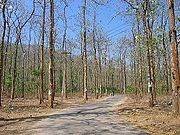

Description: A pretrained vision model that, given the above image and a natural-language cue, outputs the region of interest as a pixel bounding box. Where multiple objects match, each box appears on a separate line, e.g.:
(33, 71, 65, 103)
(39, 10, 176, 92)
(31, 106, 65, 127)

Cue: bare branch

(91, 0, 107, 6)
(121, 0, 138, 10)
(20, 0, 35, 29)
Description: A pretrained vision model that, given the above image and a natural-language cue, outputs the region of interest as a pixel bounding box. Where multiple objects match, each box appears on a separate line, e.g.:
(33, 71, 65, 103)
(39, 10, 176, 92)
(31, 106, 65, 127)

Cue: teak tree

(143, 0, 156, 107)
(82, 0, 88, 100)
(62, 0, 68, 99)
(167, 0, 180, 115)
(39, 0, 46, 104)
(48, 0, 55, 108)
(92, 8, 99, 99)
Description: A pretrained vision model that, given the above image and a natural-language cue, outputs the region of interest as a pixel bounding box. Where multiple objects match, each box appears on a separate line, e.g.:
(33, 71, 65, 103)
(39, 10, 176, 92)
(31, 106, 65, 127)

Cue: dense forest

(0, 0, 180, 116)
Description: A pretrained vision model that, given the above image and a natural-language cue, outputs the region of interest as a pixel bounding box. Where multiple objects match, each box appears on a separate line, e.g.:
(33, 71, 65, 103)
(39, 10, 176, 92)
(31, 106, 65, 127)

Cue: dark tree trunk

(0, 0, 7, 107)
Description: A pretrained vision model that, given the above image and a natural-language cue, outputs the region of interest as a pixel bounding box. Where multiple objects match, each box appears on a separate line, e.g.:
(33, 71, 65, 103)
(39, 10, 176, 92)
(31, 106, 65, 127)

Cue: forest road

(23, 95, 149, 135)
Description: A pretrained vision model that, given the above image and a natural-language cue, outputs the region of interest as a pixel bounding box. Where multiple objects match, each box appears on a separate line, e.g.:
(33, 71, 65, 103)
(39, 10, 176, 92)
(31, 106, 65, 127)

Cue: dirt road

(23, 95, 149, 135)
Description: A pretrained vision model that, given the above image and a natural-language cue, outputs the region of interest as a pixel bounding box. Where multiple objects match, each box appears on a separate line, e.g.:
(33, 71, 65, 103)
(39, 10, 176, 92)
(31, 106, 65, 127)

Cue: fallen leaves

(115, 95, 180, 135)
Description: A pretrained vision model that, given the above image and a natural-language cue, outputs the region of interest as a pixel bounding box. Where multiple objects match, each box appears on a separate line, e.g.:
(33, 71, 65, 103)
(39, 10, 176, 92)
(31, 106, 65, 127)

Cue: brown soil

(115, 95, 180, 135)
(0, 92, 101, 135)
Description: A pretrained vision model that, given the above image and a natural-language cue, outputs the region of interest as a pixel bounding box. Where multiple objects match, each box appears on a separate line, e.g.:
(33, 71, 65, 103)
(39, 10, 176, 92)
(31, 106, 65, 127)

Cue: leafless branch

(121, 0, 138, 10)
(91, 0, 107, 6)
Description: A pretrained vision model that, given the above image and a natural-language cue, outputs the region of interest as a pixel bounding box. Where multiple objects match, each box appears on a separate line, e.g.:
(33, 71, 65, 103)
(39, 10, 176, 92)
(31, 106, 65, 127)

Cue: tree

(11, 0, 35, 99)
(82, 0, 88, 100)
(92, 8, 99, 99)
(167, 0, 180, 115)
(48, 0, 55, 108)
(143, 0, 156, 107)
(62, 0, 68, 99)
(97, 33, 103, 97)
(122, 0, 157, 106)
(0, 0, 7, 107)
(39, 0, 46, 104)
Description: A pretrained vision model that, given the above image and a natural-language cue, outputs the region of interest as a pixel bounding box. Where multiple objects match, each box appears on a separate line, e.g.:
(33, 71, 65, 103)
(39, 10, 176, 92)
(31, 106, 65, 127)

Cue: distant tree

(11, 0, 35, 99)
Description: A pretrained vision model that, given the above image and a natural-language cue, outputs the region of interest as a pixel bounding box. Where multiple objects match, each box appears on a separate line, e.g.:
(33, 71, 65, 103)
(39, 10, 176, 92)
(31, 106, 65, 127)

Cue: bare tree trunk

(8, 38, 13, 97)
(117, 58, 121, 93)
(123, 54, 127, 94)
(69, 54, 74, 93)
(0, 0, 7, 107)
(167, 0, 180, 115)
(80, 33, 84, 95)
(39, 0, 46, 104)
(136, 18, 144, 96)
(132, 30, 138, 95)
(82, 0, 88, 100)
(143, 0, 156, 107)
(53, 60, 56, 101)
(62, 1, 68, 99)
(62, 54, 67, 99)
(97, 39, 102, 97)
(11, 34, 20, 99)
(33, 52, 36, 97)
(161, 11, 170, 94)
(104, 46, 108, 95)
(92, 9, 99, 99)
(48, 0, 55, 108)
(20, 40, 25, 98)
(3, 19, 11, 93)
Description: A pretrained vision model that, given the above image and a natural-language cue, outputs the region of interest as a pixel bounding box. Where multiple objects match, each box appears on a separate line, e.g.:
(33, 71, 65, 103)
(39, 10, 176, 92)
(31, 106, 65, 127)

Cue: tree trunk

(105, 61, 108, 95)
(161, 12, 170, 94)
(11, 34, 20, 100)
(123, 54, 127, 94)
(22, 53, 25, 98)
(92, 9, 99, 99)
(143, 0, 156, 107)
(48, 0, 55, 108)
(39, 0, 46, 104)
(3, 21, 11, 93)
(97, 39, 102, 97)
(0, 0, 7, 107)
(167, 0, 180, 115)
(82, 0, 88, 100)
(62, 2, 68, 99)
(70, 54, 74, 93)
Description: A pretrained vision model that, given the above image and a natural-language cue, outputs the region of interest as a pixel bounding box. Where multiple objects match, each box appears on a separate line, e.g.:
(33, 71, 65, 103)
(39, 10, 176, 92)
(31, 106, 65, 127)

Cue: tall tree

(62, 0, 68, 99)
(11, 0, 35, 99)
(143, 0, 156, 107)
(48, 0, 55, 108)
(97, 34, 103, 97)
(82, 0, 88, 100)
(39, 0, 46, 104)
(0, 0, 7, 107)
(167, 0, 180, 115)
(92, 8, 99, 99)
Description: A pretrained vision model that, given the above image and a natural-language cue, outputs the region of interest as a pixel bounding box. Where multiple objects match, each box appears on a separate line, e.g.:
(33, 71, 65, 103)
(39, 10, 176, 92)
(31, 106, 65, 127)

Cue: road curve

(23, 95, 149, 135)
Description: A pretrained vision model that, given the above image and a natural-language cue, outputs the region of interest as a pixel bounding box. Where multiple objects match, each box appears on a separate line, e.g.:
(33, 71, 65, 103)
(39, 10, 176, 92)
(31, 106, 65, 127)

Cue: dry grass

(115, 95, 180, 135)
(0, 92, 100, 134)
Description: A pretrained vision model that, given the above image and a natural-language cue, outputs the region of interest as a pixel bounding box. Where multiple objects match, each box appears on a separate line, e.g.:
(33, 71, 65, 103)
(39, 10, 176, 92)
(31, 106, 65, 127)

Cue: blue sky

(23, 0, 132, 46)
(65, 0, 132, 40)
